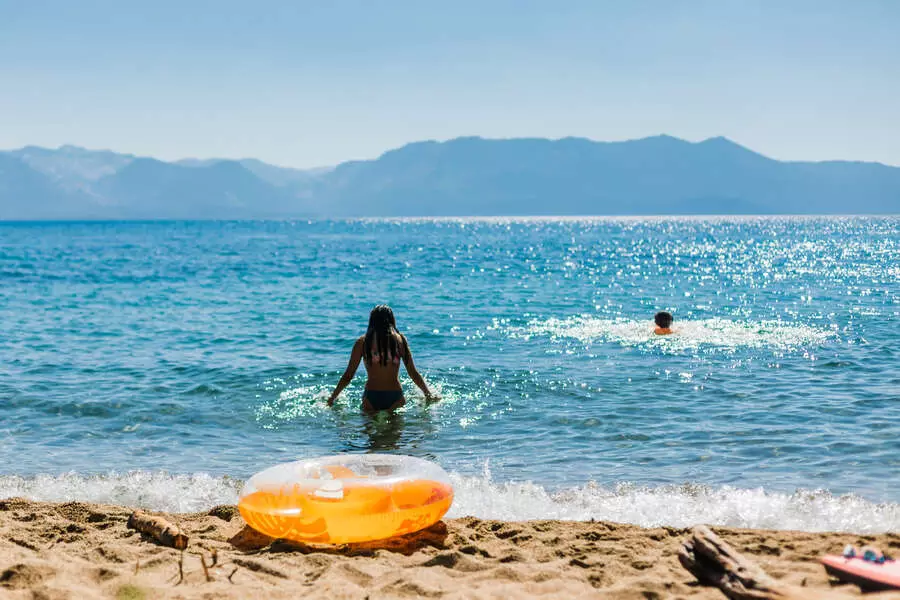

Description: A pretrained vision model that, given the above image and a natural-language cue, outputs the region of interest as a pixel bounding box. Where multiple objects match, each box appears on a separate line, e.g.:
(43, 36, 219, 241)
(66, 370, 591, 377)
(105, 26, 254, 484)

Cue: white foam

(447, 474, 900, 533)
(0, 472, 241, 513)
(517, 316, 834, 353)
(2, 471, 898, 533)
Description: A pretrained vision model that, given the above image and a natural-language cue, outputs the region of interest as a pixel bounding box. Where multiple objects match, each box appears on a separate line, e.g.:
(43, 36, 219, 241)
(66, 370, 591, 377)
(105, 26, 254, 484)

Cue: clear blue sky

(1, 0, 898, 167)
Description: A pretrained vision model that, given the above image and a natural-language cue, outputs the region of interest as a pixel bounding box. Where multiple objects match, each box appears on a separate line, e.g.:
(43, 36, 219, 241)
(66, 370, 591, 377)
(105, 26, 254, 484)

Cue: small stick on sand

(176, 550, 185, 585)
(199, 553, 212, 583)
(679, 526, 852, 600)
(232, 557, 288, 579)
(228, 567, 238, 584)
(127, 510, 189, 549)
(134, 559, 140, 575)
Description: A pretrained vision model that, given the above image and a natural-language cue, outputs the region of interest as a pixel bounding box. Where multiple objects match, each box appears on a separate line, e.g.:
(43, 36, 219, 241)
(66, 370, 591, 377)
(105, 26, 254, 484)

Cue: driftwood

(678, 526, 851, 600)
(127, 510, 189, 549)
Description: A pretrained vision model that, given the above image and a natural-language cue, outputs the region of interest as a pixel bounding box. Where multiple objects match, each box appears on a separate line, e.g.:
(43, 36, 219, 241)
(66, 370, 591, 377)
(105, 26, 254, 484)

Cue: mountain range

(1, 136, 898, 219)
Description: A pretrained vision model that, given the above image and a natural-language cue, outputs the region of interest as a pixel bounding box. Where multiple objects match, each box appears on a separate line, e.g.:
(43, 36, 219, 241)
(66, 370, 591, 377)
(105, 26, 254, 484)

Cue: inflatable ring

(238, 454, 454, 544)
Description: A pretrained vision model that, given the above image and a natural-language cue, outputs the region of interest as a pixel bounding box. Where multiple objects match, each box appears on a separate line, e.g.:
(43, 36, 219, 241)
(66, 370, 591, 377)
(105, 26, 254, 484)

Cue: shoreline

(2, 498, 898, 599)
(4, 471, 900, 535)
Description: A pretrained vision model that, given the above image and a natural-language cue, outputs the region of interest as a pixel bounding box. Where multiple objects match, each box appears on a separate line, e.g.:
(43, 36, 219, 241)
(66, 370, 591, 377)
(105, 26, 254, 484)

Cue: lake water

(2, 217, 899, 532)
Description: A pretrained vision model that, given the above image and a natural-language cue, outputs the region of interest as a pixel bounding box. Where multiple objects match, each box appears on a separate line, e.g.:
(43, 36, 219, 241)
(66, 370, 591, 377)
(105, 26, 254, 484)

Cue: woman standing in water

(327, 305, 436, 411)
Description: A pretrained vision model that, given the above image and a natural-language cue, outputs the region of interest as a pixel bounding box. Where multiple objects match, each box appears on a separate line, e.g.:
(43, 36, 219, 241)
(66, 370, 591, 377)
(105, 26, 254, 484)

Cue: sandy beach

(1, 498, 898, 599)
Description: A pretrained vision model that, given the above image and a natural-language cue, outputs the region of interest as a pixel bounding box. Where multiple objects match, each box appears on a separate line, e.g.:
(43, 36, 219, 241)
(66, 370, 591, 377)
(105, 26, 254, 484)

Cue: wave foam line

(0, 472, 242, 513)
(2, 471, 898, 533)
(448, 475, 900, 533)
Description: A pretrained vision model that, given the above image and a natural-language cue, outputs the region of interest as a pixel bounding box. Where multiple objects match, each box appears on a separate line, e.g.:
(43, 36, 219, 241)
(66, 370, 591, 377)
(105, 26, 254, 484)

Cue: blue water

(2, 217, 899, 531)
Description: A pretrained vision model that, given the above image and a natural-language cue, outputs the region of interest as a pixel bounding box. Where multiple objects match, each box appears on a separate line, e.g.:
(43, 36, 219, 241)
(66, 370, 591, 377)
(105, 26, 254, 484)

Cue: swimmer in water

(654, 311, 674, 335)
(327, 304, 437, 411)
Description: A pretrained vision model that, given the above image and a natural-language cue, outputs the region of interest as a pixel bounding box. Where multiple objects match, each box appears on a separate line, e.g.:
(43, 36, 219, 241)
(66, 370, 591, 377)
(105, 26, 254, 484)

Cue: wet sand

(1, 498, 899, 599)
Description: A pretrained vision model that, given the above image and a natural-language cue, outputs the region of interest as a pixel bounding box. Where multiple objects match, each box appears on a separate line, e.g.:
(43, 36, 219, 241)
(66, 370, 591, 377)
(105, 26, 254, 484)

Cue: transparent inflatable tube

(238, 454, 454, 544)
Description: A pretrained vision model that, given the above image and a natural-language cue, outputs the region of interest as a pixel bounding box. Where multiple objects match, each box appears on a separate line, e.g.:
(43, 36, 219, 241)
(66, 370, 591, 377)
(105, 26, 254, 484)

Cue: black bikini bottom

(363, 390, 404, 411)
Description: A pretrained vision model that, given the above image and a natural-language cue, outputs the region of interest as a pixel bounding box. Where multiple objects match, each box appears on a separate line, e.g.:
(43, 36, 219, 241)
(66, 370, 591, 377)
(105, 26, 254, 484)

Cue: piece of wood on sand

(127, 509, 189, 550)
(678, 525, 852, 600)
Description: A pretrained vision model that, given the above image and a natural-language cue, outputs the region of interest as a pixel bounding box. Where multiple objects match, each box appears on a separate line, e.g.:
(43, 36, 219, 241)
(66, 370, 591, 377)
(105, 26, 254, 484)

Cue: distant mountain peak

(695, 136, 771, 160)
(58, 144, 88, 153)
(644, 133, 685, 142)
(49, 144, 137, 158)
(698, 135, 741, 147)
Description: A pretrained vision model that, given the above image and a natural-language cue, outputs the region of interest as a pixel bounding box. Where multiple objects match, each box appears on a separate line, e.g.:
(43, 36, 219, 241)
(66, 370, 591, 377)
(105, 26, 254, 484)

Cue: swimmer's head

(368, 304, 397, 332)
(654, 311, 674, 329)
(365, 305, 402, 366)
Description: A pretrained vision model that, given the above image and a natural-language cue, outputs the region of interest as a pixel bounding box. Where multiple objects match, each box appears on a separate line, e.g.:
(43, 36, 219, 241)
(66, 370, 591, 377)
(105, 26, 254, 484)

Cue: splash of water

(517, 316, 835, 353)
(447, 473, 898, 533)
(0, 472, 242, 513)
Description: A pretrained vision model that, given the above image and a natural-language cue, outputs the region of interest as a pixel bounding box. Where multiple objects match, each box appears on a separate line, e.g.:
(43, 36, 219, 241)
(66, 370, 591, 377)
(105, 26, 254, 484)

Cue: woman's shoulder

(395, 332, 409, 355)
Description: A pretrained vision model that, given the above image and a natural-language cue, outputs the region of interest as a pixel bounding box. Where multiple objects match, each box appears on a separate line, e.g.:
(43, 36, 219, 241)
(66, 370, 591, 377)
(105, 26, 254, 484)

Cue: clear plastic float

(238, 454, 454, 544)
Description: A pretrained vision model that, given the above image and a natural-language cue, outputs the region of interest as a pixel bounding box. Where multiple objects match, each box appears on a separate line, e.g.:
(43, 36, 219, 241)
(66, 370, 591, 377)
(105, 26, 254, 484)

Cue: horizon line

(2, 214, 898, 225)
(3, 134, 899, 170)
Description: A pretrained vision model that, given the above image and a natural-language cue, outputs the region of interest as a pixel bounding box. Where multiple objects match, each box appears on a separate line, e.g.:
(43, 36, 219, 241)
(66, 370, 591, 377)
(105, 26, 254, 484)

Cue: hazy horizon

(4, 132, 899, 170)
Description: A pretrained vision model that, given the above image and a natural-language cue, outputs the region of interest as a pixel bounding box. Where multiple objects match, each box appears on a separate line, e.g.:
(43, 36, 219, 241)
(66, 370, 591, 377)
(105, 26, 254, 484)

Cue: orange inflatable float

(238, 454, 454, 544)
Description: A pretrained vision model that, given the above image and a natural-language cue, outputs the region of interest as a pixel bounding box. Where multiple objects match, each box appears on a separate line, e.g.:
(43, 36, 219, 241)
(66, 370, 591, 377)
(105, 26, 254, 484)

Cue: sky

(1, 0, 898, 168)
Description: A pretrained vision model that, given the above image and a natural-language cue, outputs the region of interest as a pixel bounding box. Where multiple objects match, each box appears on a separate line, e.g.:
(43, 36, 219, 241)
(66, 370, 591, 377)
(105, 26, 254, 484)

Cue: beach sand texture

(2, 499, 900, 599)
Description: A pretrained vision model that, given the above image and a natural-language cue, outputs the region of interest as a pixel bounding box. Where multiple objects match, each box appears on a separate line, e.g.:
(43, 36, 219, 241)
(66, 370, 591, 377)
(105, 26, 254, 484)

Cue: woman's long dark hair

(364, 305, 407, 366)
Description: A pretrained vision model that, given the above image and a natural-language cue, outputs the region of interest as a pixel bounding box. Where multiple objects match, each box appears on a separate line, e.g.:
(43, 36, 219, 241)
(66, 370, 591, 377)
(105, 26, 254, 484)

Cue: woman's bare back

(361, 333, 404, 391)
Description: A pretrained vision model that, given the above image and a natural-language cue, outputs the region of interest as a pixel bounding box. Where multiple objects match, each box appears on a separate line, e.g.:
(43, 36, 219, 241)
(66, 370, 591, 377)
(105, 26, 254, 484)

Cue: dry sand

(2, 498, 900, 599)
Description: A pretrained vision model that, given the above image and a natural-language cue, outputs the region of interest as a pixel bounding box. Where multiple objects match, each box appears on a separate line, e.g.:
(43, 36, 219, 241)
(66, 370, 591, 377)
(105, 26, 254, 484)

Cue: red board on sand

(821, 555, 900, 591)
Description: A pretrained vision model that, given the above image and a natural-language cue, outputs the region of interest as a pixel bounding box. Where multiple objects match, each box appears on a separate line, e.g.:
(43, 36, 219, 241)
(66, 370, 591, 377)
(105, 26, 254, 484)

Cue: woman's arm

(327, 338, 364, 406)
(401, 336, 436, 401)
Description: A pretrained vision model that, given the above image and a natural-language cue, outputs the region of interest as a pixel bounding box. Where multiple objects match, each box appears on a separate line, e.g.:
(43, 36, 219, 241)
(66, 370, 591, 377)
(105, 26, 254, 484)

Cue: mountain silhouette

(1, 136, 898, 219)
(95, 158, 306, 219)
(316, 136, 900, 216)
(0, 154, 88, 219)
(175, 157, 330, 187)
(10, 145, 135, 188)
